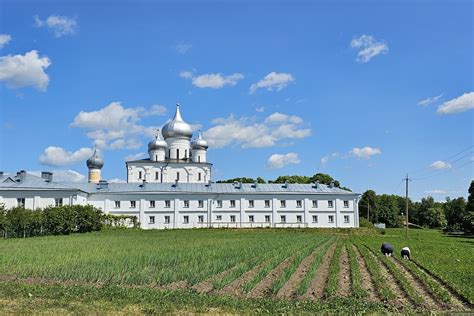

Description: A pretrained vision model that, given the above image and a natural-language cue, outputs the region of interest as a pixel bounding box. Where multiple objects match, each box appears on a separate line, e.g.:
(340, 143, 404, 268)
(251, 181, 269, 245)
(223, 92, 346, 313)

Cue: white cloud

(109, 178, 127, 183)
(125, 153, 145, 161)
(249, 72, 294, 94)
(437, 92, 474, 115)
(320, 152, 341, 167)
(175, 43, 192, 54)
(29, 170, 86, 183)
(146, 104, 167, 116)
(180, 71, 244, 89)
(0, 50, 51, 91)
(425, 189, 447, 195)
(203, 112, 311, 149)
(267, 153, 301, 169)
(430, 160, 452, 170)
(350, 35, 388, 63)
(350, 147, 382, 159)
(265, 112, 302, 124)
(256, 107, 265, 113)
(39, 146, 93, 166)
(34, 15, 77, 38)
(0, 34, 12, 49)
(418, 94, 443, 106)
(71, 102, 141, 130)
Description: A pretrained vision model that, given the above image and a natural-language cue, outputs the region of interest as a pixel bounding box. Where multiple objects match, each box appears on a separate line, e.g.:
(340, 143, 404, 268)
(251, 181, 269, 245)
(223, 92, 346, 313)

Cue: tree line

(0, 205, 138, 239)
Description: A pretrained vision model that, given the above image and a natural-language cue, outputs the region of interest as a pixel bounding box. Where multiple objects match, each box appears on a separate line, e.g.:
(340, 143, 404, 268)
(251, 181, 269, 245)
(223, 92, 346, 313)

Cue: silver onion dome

(191, 130, 208, 149)
(86, 148, 104, 169)
(161, 103, 193, 139)
(148, 129, 167, 151)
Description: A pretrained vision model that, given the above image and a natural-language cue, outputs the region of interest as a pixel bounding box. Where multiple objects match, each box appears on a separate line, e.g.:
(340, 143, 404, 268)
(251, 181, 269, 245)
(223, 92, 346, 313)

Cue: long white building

(0, 104, 360, 229)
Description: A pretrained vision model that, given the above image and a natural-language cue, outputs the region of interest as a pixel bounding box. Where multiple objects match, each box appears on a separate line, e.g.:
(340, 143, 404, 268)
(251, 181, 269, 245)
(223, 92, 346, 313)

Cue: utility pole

(405, 174, 410, 238)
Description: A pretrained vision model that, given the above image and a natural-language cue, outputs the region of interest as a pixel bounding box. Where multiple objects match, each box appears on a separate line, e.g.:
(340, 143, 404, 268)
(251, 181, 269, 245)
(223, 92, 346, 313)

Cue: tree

(443, 197, 466, 230)
(375, 194, 402, 227)
(463, 181, 474, 234)
(309, 173, 340, 187)
(358, 190, 377, 222)
(425, 207, 447, 228)
(217, 177, 264, 183)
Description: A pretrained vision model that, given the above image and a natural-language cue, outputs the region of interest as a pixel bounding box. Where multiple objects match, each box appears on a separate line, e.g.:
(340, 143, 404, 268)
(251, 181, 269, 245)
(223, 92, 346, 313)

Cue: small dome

(162, 103, 193, 139)
(191, 130, 208, 150)
(148, 129, 167, 151)
(86, 148, 104, 169)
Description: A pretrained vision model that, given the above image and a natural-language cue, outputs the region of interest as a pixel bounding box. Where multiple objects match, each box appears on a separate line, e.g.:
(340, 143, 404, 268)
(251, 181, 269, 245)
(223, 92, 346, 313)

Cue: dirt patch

(247, 256, 294, 298)
(192, 265, 237, 294)
(163, 280, 188, 291)
(302, 243, 337, 300)
(352, 244, 378, 301)
(336, 246, 351, 297)
(219, 263, 265, 297)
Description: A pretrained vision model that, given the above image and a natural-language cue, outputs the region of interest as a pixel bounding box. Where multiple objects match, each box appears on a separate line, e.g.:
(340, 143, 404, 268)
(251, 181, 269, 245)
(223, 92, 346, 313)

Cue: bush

(359, 218, 373, 228)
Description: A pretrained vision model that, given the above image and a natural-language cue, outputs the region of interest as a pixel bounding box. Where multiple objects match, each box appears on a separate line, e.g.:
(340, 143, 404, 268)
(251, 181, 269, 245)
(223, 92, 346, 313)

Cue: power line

(413, 160, 474, 181)
(412, 150, 473, 179)
(409, 144, 474, 175)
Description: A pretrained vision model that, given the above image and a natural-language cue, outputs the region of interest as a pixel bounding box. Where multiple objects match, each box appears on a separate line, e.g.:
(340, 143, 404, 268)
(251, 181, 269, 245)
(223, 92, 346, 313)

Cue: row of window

(148, 214, 351, 224)
(137, 171, 203, 181)
(17, 198, 64, 207)
(115, 199, 350, 209)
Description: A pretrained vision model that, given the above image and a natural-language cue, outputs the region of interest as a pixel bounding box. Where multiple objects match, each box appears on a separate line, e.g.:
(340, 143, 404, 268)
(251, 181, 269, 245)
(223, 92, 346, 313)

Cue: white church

(0, 104, 361, 229)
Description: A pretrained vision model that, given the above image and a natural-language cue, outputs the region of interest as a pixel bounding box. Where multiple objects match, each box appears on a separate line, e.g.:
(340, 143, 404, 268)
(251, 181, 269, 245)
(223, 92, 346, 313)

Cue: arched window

(185, 149, 187, 158)
(198, 156, 201, 163)
(155, 155, 158, 161)
(177, 149, 179, 159)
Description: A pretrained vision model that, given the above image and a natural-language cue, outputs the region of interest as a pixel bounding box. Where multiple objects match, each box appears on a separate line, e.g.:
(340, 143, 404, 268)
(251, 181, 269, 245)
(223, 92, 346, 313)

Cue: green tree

(375, 194, 402, 227)
(443, 197, 467, 230)
(425, 207, 447, 228)
(463, 181, 474, 234)
(358, 190, 377, 222)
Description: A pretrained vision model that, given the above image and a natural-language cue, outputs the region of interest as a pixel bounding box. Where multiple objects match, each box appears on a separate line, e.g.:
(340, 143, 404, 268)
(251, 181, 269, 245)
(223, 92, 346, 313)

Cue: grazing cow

(381, 243, 393, 256)
(401, 246, 411, 260)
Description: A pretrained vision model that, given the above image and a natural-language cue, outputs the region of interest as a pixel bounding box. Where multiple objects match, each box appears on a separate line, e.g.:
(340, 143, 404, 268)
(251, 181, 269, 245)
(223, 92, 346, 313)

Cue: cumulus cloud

(350, 35, 388, 63)
(175, 43, 192, 54)
(350, 147, 382, 159)
(0, 34, 12, 49)
(437, 92, 474, 115)
(256, 107, 265, 113)
(425, 189, 447, 195)
(267, 153, 301, 169)
(146, 104, 167, 116)
(320, 152, 341, 167)
(265, 112, 302, 124)
(180, 71, 244, 89)
(125, 153, 145, 161)
(39, 146, 93, 166)
(29, 169, 86, 183)
(34, 15, 77, 37)
(418, 94, 443, 106)
(249, 72, 294, 94)
(203, 112, 310, 148)
(0, 50, 51, 91)
(430, 160, 452, 170)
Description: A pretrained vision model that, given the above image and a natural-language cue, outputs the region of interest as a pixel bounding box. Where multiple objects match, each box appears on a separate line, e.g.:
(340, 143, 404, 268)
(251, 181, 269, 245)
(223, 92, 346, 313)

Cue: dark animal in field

(381, 243, 393, 256)
(401, 246, 411, 259)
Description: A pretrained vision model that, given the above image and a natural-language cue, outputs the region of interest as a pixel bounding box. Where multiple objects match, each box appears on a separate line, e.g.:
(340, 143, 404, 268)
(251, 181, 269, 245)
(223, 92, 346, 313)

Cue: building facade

(0, 104, 361, 229)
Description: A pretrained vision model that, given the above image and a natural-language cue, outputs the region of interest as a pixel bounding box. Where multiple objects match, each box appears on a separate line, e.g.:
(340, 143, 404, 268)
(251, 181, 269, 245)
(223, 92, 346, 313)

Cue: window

(297, 215, 302, 223)
(176, 172, 180, 181)
(164, 216, 170, 224)
(249, 215, 254, 222)
(150, 200, 155, 208)
(198, 172, 202, 181)
(198, 215, 204, 223)
(55, 198, 63, 207)
(249, 200, 254, 208)
(114, 201, 120, 208)
(198, 200, 204, 208)
(198, 156, 201, 163)
(296, 200, 302, 208)
(312, 215, 318, 223)
(155, 171, 159, 180)
(149, 216, 155, 224)
(280, 200, 286, 208)
(184, 200, 189, 208)
(344, 200, 349, 208)
(328, 215, 334, 223)
(328, 200, 334, 208)
(280, 215, 286, 223)
(17, 198, 25, 208)
(165, 200, 170, 208)
(177, 149, 180, 158)
(130, 201, 136, 208)
(183, 216, 189, 224)
(230, 200, 236, 208)
(230, 215, 236, 222)
(138, 171, 142, 179)
(265, 215, 270, 222)
(344, 215, 350, 223)
(265, 200, 270, 208)
(217, 200, 222, 208)
(185, 149, 187, 158)
(312, 200, 318, 208)
(216, 215, 222, 220)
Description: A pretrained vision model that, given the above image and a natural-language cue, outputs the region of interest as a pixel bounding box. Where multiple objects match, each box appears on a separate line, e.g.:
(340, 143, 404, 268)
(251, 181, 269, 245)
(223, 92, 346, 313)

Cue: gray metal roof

(0, 172, 357, 195)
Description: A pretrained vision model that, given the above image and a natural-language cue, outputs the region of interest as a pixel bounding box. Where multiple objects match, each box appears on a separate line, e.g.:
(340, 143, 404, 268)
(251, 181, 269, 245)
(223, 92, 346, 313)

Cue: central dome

(162, 103, 193, 139)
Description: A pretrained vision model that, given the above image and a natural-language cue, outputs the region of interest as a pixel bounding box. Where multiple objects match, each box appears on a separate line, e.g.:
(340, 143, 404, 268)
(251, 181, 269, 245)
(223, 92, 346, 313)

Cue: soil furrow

(219, 263, 265, 297)
(191, 265, 237, 294)
(247, 256, 294, 298)
(336, 246, 351, 297)
(352, 244, 378, 301)
(302, 243, 337, 300)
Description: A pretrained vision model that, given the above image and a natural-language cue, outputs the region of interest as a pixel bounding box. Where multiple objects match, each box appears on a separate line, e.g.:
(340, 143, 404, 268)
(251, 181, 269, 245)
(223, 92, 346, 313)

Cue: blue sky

(0, 0, 472, 200)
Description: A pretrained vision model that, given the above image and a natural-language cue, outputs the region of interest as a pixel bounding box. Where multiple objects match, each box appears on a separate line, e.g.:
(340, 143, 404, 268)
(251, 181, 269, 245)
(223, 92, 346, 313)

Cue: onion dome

(162, 103, 193, 139)
(86, 148, 104, 169)
(148, 129, 167, 151)
(191, 130, 208, 150)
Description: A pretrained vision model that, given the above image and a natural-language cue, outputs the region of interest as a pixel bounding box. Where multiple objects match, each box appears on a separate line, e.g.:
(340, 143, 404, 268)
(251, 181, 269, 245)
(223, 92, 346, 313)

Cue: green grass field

(0, 228, 472, 313)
